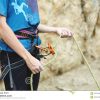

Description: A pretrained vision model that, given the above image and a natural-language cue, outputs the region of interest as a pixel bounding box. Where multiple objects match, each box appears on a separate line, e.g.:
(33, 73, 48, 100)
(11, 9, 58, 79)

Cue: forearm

(37, 24, 57, 33)
(0, 22, 30, 60)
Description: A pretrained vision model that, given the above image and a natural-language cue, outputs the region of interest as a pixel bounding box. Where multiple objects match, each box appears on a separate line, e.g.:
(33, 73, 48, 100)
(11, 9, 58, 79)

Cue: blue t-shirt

(0, 0, 41, 52)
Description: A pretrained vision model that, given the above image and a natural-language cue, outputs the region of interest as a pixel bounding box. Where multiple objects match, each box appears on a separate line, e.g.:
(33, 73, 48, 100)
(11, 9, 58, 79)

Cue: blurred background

(38, 0, 100, 90)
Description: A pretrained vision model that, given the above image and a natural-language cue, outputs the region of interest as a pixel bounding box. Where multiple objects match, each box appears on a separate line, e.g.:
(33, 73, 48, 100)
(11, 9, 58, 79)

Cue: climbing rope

(72, 35, 100, 90)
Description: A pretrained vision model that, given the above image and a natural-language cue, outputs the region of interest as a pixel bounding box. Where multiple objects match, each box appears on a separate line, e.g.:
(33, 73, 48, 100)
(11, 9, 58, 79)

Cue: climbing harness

(6, 53, 14, 89)
(0, 35, 57, 90)
(15, 28, 38, 39)
(0, 59, 25, 80)
(0, 43, 56, 79)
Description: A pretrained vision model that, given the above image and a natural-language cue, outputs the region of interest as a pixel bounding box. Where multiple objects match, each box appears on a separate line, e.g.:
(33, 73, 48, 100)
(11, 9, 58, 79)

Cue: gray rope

(7, 53, 14, 89)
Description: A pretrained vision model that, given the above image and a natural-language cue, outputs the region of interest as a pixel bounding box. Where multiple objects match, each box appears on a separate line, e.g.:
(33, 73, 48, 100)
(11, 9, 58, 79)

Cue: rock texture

(38, 0, 100, 90)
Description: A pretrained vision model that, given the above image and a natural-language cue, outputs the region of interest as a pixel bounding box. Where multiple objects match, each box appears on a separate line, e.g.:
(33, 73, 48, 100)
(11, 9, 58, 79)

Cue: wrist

(52, 27, 58, 33)
(21, 50, 31, 61)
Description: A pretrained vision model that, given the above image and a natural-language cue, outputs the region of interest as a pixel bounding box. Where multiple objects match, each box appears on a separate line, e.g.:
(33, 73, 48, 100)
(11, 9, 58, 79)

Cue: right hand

(24, 53, 43, 74)
(56, 27, 73, 38)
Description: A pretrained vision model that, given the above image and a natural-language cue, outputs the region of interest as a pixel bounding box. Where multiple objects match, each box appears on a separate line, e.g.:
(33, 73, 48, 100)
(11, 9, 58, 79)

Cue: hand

(56, 27, 73, 38)
(24, 53, 43, 74)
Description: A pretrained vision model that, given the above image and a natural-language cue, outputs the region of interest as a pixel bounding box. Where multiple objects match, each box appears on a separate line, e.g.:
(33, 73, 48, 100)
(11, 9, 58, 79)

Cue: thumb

(39, 61, 44, 71)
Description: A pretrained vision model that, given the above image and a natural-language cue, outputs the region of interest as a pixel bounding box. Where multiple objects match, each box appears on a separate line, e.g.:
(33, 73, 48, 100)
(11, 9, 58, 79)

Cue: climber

(0, 0, 73, 90)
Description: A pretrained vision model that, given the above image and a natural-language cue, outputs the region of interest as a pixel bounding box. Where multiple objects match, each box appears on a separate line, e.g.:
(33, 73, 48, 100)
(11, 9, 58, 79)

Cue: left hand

(56, 27, 74, 38)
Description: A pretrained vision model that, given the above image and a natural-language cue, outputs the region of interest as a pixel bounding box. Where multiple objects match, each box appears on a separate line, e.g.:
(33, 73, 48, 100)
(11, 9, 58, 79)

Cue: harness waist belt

(15, 29, 39, 39)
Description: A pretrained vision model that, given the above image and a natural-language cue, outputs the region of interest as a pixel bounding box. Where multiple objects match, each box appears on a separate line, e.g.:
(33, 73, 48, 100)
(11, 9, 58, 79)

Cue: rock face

(38, 0, 100, 84)
(0, 0, 99, 91)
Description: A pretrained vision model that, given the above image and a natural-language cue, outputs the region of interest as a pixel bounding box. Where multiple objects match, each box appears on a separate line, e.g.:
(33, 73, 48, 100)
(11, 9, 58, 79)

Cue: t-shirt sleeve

(0, 0, 8, 17)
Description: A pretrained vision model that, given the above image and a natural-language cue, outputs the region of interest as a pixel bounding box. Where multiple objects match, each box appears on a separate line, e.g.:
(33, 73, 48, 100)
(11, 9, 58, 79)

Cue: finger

(35, 69, 40, 73)
(63, 30, 70, 36)
(32, 71, 36, 74)
(64, 31, 69, 36)
(67, 31, 73, 36)
(32, 67, 39, 74)
(59, 32, 63, 37)
(34, 66, 41, 72)
(39, 66, 44, 71)
(60, 34, 67, 38)
(60, 32, 64, 37)
(63, 29, 73, 36)
(33, 69, 40, 74)
(60, 32, 68, 38)
(39, 62, 44, 70)
(63, 30, 68, 34)
(68, 32, 72, 36)
(66, 32, 72, 36)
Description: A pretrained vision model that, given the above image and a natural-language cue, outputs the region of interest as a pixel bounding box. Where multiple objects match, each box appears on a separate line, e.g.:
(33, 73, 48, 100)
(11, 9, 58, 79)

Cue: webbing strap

(15, 29, 38, 39)
(0, 59, 25, 80)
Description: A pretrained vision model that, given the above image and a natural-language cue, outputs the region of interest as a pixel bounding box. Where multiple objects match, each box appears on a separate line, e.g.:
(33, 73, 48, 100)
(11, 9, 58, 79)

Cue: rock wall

(38, 0, 100, 81)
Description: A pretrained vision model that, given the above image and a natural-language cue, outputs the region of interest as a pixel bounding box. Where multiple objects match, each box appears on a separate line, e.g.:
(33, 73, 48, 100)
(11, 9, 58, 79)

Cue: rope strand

(72, 35, 100, 90)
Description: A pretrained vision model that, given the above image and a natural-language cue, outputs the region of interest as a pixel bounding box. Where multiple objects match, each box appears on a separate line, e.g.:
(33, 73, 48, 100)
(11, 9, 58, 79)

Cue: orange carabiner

(48, 42, 55, 55)
(35, 43, 55, 55)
